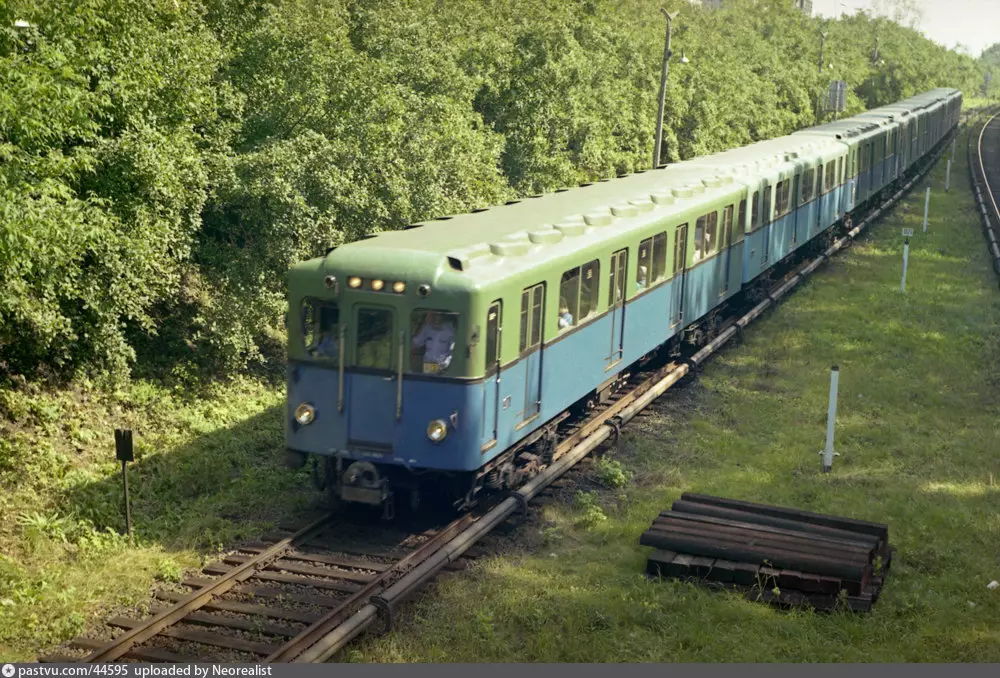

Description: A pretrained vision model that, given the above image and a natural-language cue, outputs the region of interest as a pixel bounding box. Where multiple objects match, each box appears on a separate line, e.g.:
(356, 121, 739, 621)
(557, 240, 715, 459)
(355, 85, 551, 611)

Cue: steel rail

(976, 111, 1000, 226)
(286, 123, 961, 664)
(969, 109, 1000, 274)
(80, 513, 335, 663)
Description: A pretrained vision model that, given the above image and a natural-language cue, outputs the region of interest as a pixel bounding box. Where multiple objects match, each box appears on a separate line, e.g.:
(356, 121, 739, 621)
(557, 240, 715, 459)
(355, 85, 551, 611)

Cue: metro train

(283, 87, 962, 518)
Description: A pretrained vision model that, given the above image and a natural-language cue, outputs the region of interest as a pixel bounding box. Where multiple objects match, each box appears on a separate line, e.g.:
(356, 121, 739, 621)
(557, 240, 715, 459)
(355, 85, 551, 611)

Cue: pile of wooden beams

(641, 492, 892, 612)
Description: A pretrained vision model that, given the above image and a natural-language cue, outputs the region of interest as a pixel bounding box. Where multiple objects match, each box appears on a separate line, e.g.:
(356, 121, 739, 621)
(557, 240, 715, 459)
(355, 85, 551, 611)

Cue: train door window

(356, 307, 394, 370)
(411, 309, 459, 374)
(721, 205, 734, 249)
(580, 260, 600, 319)
(673, 224, 688, 274)
(559, 267, 581, 329)
(302, 300, 340, 362)
(762, 186, 772, 224)
(825, 162, 836, 193)
(801, 169, 814, 205)
(838, 157, 843, 183)
(485, 301, 501, 370)
(519, 283, 544, 353)
(637, 238, 653, 290)
(608, 250, 627, 306)
(776, 179, 791, 217)
(738, 198, 747, 232)
(651, 232, 667, 282)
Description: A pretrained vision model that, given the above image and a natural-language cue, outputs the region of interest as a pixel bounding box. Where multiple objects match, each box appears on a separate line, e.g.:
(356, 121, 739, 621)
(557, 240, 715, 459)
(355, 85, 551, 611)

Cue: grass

(0, 374, 320, 662)
(342, 129, 1000, 662)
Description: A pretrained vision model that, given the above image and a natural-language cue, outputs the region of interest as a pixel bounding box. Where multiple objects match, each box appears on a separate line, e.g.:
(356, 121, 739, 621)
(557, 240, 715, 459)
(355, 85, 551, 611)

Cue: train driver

(412, 311, 456, 373)
(316, 307, 339, 357)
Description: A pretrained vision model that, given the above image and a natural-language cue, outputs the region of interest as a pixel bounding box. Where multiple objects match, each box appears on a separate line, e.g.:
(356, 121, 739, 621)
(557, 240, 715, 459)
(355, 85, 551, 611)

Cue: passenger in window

(558, 300, 573, 329)
(636, 266, 648, 290)
(412, 312, 456, 373)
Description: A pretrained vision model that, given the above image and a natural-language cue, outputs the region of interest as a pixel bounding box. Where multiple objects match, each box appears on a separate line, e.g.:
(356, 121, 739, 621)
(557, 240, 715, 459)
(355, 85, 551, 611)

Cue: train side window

(302, 299, 340, 362)
(738, 198, 747, 232)
(751, 191, 760, 229)
(580, 260, 599, 319)
(775, 180, 790, 217)
(636, 238, 652, 289)
(838, 157, 843, 183)
(721, 205, 734, 249)
(519, 283, 544, 353)
(356, 307, 394, 370)
(484, 301, 501, 369)
(762, 186, 772, 224)
(411, 309, 459, 374)
(608, 251, 626, 306)
(801, 169, 814, 205)
(558, 268, 581, 329)
(825, 162, 836, 193)
(651, 232, 667, 282)
(694, 214, 706, 262)
(673, 224, 688, 274)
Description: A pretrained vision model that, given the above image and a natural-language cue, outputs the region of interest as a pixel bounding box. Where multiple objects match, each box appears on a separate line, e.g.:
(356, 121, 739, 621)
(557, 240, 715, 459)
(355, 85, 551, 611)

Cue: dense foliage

(1, 0, 993, 385)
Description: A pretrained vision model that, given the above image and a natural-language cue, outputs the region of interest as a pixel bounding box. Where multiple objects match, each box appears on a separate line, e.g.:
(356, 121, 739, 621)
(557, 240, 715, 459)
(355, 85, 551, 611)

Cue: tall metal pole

(653, 9, 678, 169)
(815, 31, 826, 125)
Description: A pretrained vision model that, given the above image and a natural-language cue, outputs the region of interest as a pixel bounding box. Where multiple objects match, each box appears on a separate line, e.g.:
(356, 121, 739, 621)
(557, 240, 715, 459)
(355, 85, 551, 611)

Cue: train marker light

(348, 276, 362, 289)
(371, 279, 384, 291)
(392, 281, 406, 293)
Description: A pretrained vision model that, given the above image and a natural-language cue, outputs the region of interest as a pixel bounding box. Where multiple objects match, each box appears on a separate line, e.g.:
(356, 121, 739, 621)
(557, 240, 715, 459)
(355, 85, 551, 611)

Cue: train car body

(285, 88, 962, 517)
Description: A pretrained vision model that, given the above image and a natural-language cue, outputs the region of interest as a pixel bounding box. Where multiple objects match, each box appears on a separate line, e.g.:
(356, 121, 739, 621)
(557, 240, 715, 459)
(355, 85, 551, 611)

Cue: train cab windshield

(410, 309, 459, 375)
(302, 300, 340, 363)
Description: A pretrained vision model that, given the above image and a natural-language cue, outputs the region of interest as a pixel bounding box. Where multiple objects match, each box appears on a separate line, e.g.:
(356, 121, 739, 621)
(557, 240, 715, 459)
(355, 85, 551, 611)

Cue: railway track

(42, 120, 961, 665)
(969, 108, 1000, 276)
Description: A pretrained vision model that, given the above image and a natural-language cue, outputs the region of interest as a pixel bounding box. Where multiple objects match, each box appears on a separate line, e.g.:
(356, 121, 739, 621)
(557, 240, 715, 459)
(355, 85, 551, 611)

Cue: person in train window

(412, 311, 456, 373)
(636, 266, 648, 290)
(315, 307, 339, 357)
(558, 300, 573, 329)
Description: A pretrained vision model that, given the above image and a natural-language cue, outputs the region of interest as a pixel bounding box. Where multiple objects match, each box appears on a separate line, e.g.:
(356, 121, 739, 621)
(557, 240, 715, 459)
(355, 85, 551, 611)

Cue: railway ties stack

(641, 493, 892, 612)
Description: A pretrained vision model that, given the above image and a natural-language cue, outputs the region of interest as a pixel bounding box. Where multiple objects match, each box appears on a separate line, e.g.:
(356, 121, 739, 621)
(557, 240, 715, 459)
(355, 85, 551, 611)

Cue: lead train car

(285, 88, 961, 517)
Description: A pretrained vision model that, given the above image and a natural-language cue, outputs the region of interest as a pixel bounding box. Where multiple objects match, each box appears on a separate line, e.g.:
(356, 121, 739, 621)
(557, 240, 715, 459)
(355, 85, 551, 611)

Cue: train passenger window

(751, 191, 760, 229)
(636, 239, 652, 289)
(738, 198, 747, 232)
(651, 232, 667, 282)
(485, 302, 501, 369)
(673, 224, 688, 274)
(825, 162, 836, 192)
(580, 260, 599, 318)
(302, 300, 340, 363)
(559, 268, 581, 328)
(608, 250, 627, 306)
(837, 157, 843, 182)
(694, 212, 716, 261)
(721, 205, 734, 249)
(356, 307, 394, 370)
(519, 283, 544, 353)
(762, 186, 772, 224)
(801, 169, 814, 204)
(775, 180, 790, 216)
(410, 309, 458, 374)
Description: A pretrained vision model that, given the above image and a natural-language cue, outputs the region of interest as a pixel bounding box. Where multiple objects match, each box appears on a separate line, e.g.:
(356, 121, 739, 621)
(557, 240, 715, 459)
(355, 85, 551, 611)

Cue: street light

(653, 8, 684, 169)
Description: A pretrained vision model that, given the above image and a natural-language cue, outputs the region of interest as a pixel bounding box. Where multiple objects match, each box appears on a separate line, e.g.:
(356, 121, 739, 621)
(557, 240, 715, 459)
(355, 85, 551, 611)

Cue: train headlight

(426, 419, 447, 442)
(392, 281, 406, 294)
(295, 403, 316, 426)
(348, 276, 362, 289)
(371, 279, 384, 291)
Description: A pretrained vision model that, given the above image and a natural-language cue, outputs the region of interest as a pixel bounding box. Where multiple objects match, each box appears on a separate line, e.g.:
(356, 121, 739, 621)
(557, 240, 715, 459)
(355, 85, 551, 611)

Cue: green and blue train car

(284, 87, 962, 517)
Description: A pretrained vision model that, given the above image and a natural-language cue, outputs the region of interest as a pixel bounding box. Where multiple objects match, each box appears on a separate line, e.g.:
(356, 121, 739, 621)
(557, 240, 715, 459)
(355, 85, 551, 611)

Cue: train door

(670, 225, 688, 327)
(607, 249, 627, 368)
(481, 300, 502, 450)
(348, 305, 397, 449)
(519, 284, 544, 424)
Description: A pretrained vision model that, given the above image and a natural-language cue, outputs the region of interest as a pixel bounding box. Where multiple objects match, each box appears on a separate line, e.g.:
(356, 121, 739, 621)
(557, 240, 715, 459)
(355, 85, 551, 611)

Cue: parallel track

(969, 108, 1000, 275)
(45, 120, 961, 665)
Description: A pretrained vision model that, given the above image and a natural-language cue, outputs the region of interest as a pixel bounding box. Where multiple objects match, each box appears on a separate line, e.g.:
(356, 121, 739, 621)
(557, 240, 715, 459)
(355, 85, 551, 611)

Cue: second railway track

(42, 121, 962, 666)
(969, 107, 1000, 276)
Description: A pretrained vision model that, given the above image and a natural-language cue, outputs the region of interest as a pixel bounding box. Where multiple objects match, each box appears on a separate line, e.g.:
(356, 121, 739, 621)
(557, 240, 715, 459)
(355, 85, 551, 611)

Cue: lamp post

(653, 8, 680, 169)
(815, 30, 827, 125)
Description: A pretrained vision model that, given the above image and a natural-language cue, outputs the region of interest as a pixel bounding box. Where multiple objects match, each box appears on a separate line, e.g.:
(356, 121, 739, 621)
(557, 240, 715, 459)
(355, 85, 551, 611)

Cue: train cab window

(356, 307, 394, 370)
(410, 309, 458, 374)
(302, 300, 340, 362)
(801, 169, 815, 205)
(519, 283, 544, 353)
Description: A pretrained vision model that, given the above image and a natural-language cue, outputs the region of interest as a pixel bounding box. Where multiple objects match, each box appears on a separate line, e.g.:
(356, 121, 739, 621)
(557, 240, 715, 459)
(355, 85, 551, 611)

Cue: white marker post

(951, 138, 956, 161)
(900, 233, 911, 292)
(946, 159, 951, 192)
(922, 187, 930, 232)
(820, 366, 840, 473)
